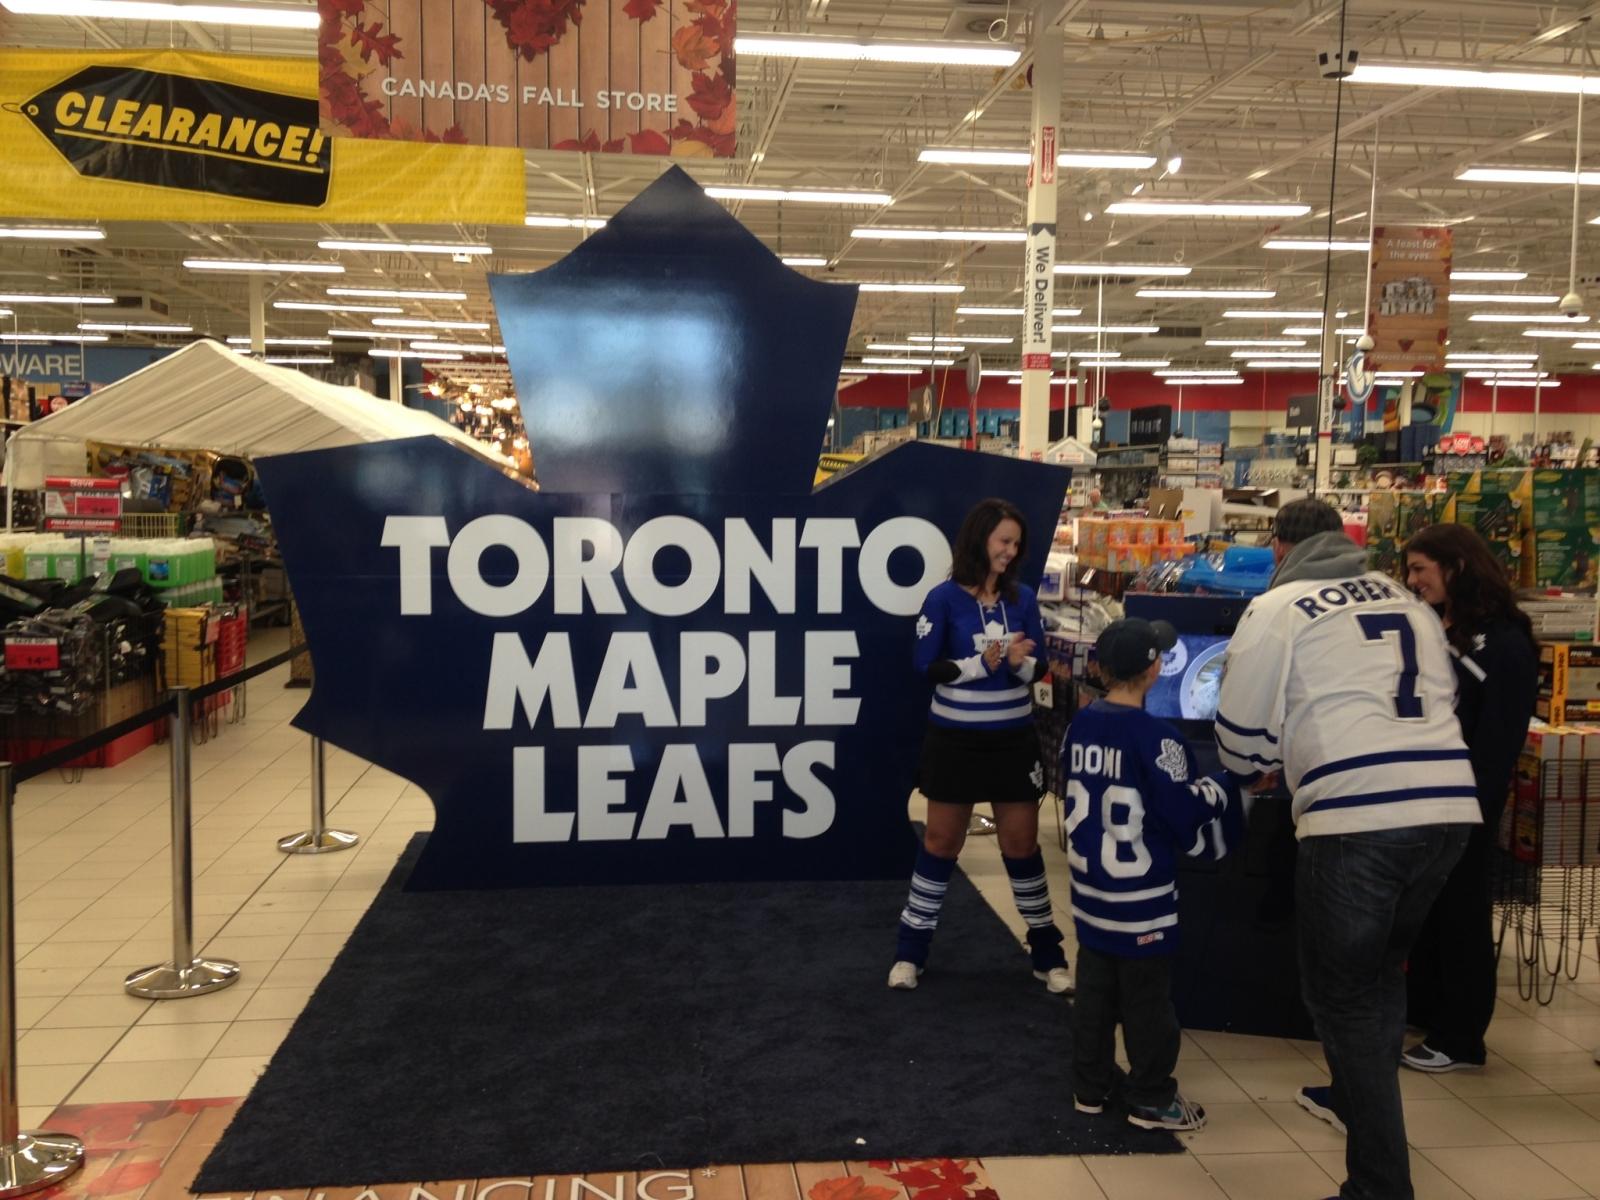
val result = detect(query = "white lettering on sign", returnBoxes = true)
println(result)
[0,350,85,379]
[391,514,936,847]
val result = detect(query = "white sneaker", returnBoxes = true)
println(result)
[887,961,922,990]
[1034,967,1075,995]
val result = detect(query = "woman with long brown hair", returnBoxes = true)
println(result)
[1401,523,1539,1072]
[887,497,1071,994]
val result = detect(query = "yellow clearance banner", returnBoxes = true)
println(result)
[0,49,525,224]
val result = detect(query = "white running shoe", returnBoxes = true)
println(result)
[887,961,923,990]
[1034,967,1075,996]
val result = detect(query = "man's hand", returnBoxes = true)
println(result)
[1007,637,1037,669]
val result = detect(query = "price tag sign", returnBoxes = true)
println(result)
[5,637,60,671]
[42,477,122,533]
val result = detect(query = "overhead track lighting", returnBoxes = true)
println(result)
[1163,378,1242,386]
[855,282,964,293]
[1471,313,1590,323]
[1457,166,1600,185]
[735,34,1019,67]
[917,148,1156,170]
[226,336,332,347]
[0,226,104,241]
[1105,200,1310,218]
[1224,309,1349,319]
[264,356,335,365]
[705,185,893,205]
[1205,338,1306,347]
[78,322,193,333]
[274,301,402,314]
[860,356,958,366]
[910,334,1013,344]
[1262,238,1369,252]
[781,256,828,267]
[1450,270,1529,281]
[958,305,1083,316]
[0,0,318,28]
[523,216,607,229]
[371,318,493,330]
[0,292,114,304]
[0,332,109,342]
[327,287,470,301]
[1053,324,1160,335]
[1450,293,1560,304]
[368,348,465,360]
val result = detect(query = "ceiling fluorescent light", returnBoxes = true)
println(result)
[1446,352,1537,360]
[275,301,402,314]
[1224,309,1348,319]
[78,322,193,333]
[1246,360,1319,369]
[917,148,1156,170]
[1263,238,1369,252]
[226,336,332,347]
[860,356,958,366]
[1005,377,1076,385]
[911,334,1013,344]
[1206,338,1305,347]
[0,0,319,28]
[781,256,828,267]
[1053,324,1160,335]
[1139,288,1275,299]
[1465,370,1548,378]
[1572,342,1600,349]
[1350,62,1600,96]
[1164,378,1242,386]
[1234,350,1323,359]
[0,226,104,241]
[0,292,115,304]
[1154,369,1240,377]
[851,227,1025,242]
[1056,263,1191,277]
[1070,351,1121,359]
[409,342,508,354]
[1371,371,1426,379]
[840,366,922,375]
[1471,313,1591,323]
[1282,326,1366,336]
[958,305,1083,316]
[1450,270,1528,281]
[316,240,493,255]
[1487,379,1561,387]
[867,342,966,352]
[0,332,109,342]
[264,356,335,365]
[1458,166,1600,186]
[327,328,414,338]
[371,318,493,330]
[326,287,469,301]
[1099,359,1171,368]
[705,185,893,205]
[1449,293,1559,304]
[1522,327,1596,337]
[856,283,964,293]
[185,258,343,273]
[1106,200,1310,218]
[734,34,1019,67]
[368,349,465,360]
[523,216,607,229]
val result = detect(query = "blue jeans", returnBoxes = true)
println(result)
[1297,823,1472,1200]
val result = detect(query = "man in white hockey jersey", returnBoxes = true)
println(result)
[1215,498,1478,1200]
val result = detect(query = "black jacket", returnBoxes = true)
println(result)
[1450,617,1538,824]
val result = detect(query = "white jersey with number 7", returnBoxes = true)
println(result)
[1215,569,1481,838]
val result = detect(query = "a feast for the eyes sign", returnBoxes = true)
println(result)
[258,169,1068,889]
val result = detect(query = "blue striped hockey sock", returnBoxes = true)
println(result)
[1004,848,1067,971]
[894,847,957,967]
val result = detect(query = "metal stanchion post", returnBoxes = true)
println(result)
[125,690,240,999]
[278,737,359,854]
[0,765,84,1194]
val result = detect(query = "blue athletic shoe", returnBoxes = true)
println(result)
[1127,1092,1206,1131]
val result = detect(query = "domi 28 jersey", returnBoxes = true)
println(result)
[1061,700,1243,958]
[1215,568,1480,838]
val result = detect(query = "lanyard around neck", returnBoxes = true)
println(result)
[976,595,1009,634]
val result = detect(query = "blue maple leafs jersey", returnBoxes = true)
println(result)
[912,580,1046,730]
[1061,700,1244,957]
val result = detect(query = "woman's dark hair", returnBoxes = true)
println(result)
[950,498,1029,601]
[1403,523,1533,651]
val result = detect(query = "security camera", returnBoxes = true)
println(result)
[1559,291,1585,318]
[1318,47,1359,79]
[1357,333,1375,352]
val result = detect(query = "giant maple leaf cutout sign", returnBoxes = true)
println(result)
[256,166,1069,889]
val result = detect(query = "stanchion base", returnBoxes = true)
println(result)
[277,829,360,855]
[124,957,241,1000]
[0,1132,85,1197]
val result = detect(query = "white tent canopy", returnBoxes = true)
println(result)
[3,339,510,495]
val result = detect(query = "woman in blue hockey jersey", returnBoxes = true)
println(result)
[887,497,1072,994]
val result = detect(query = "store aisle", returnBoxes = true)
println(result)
[8,667,1600,1200]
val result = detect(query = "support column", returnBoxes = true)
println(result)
[389,357,403,404]
[1017,0,1063,461]
[1315,309,1337,493]
[248,276,265,356]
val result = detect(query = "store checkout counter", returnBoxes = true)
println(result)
[1120,591,1314,1040]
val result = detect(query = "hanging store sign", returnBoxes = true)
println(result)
[318,0,735,157]
[258,168,1068,890]
[0,49,524,224]
[1367,224,1452,370]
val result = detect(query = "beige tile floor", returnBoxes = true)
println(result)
[10,632,1600,1200]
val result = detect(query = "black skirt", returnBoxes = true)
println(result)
[918,722,1045,806]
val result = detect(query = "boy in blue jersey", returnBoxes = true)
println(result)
[1064,617,1256,1131]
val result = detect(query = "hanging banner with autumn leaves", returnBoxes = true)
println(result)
[319,0,736,157]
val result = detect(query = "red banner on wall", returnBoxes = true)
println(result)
[1367,224,1452,370]
[318,0,735,157]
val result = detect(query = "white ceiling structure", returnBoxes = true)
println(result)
[2,0,1599,393]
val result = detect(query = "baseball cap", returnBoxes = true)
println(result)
[1095,617,1178,682]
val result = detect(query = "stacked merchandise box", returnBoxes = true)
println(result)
[161,607,216,692]
[1440,470,1532,585]
[1076,516,1191,572]
[1366,491,1442,580]
[1529,469,1600,591]
[1537,643,1600,725]
[1506,723,1600,866]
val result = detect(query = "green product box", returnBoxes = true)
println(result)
[1531,469,1600,532]
[1532,526,1599,590]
